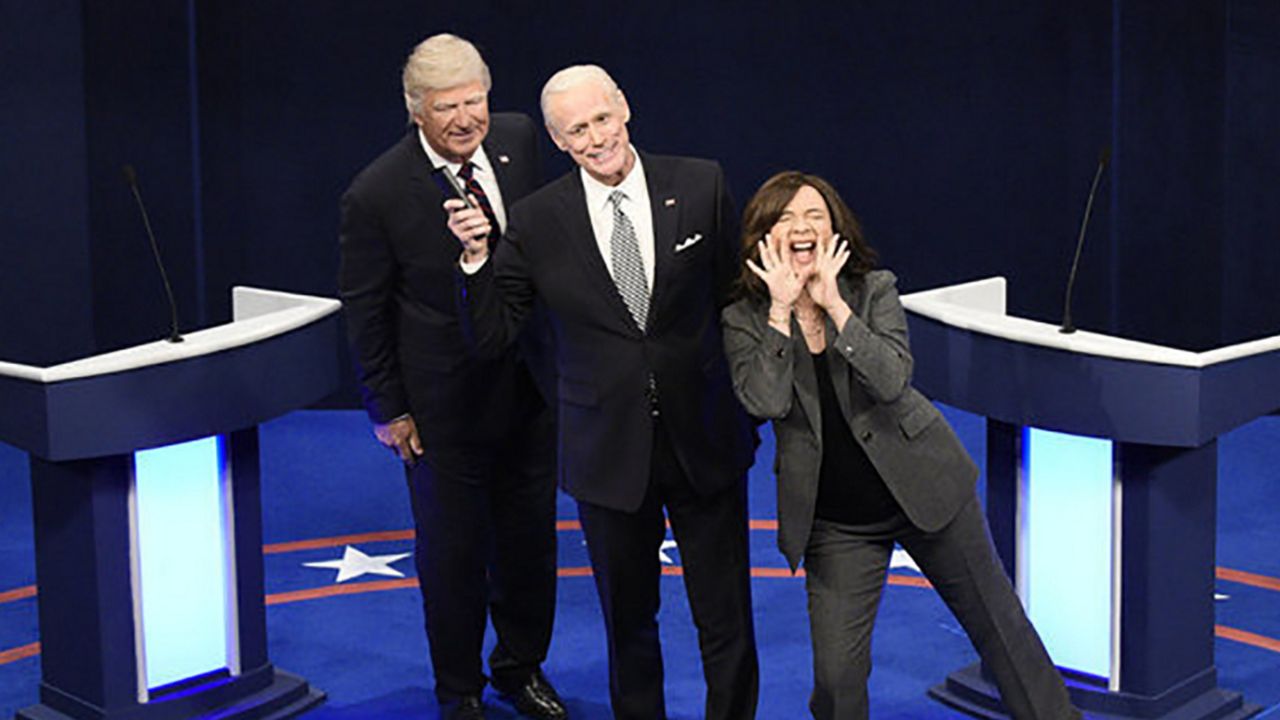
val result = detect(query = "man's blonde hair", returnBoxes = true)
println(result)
[402,34,492,119]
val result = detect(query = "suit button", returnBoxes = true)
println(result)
[775,347,786,358]
[861,431,873,442]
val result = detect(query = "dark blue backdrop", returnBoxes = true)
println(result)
[2,1,1277,405]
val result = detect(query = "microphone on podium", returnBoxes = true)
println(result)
[122,164,184,343]
[1059,147,1111,335]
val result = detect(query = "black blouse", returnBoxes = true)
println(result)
[811,350,902,525]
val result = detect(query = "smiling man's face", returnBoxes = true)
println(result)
[545,80,635,187]
[414,80,489,164]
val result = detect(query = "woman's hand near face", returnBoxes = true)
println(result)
[807,233,853,328]
[746,233,812,331]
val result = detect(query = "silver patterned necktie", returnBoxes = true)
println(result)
[607,190,649,331]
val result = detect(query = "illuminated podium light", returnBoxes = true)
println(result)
[132,436,237,696]
[1020,427,1115,685]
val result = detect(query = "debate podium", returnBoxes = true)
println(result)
[901,277,1278,720]
[0,287,341,720]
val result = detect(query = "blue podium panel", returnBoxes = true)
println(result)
[133,436,235,693]
[1021,428,1114,683]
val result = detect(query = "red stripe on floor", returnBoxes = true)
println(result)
[256,518,780,556]
[265,577,417,604]
[0,586,36,604]
[0,643,39,665]
[1216,625,1280,653]
[264,530,415,554]
[1217,567,1280,593]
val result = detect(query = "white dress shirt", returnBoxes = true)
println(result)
[419,129,508,232]
[580,149,655,291]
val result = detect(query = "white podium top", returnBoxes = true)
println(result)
[0,287,341,384]
[900,276,1280,368]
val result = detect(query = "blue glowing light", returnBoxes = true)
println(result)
[1021,427,1114,681]
[133,436,234,691]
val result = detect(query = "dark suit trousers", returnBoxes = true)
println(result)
[576,419,759,720]
[803,495,1079,720]
[404,409,557,702]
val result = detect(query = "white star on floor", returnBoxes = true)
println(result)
[303,545,412,583]
[659,539,679,565]
[889,548,920,573]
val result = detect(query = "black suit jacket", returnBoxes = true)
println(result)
[462,152,755,511]
[339,113,551,475]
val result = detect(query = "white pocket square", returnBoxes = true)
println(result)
[674,233,703,253]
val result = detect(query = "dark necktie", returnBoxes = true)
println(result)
[607,190,650,331]
[457,161,501,243]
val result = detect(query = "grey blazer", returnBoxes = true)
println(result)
[722,269,977,570]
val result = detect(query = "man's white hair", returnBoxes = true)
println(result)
[540,64,622,129]
[402,34,492,119]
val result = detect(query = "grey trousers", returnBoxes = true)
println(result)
[803,495,1079,720]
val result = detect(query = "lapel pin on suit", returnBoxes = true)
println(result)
[664,197,677,207]
[498,154,511,164]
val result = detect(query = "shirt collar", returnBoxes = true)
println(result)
[580,146,646,211]
[418,127,492,176]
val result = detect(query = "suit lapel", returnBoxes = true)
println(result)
[482,135,514,196]
[790,319,822,438]
[644,154,679,329]
[828,335,855,429]
[829,277,863,428]
[404,129,448,232]
[556,175,640,333]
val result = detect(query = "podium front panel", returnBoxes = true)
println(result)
[131,435,238,696]
[1019,427,1116,684]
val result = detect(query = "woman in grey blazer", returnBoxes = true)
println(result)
[722,171,1078,720]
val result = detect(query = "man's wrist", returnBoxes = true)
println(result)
[459,250,489,274]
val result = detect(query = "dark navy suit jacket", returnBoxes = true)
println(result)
[461,152,755,511]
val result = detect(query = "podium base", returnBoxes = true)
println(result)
[929,662,1261,720]
[16,669,325,720]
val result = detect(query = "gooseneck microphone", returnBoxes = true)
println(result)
[1059,147,1112,334]
[122,165,184,343]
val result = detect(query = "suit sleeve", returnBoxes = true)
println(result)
[456,209,537,359]
[338,188,409,423]
[721,300,795,419]
[831,271,913,405]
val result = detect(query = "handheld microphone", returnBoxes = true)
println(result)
[122,165,184,343]
[1059,147,1111,334]
[433,166,477,209]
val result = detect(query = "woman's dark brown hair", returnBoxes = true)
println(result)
[734,171,878,301]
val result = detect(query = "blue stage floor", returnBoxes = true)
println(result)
[1,407,1276,718]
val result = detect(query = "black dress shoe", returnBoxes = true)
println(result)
[442,695,486,720]
[492,670,568,720]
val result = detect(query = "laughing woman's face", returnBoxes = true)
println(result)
[770,185,833,275]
